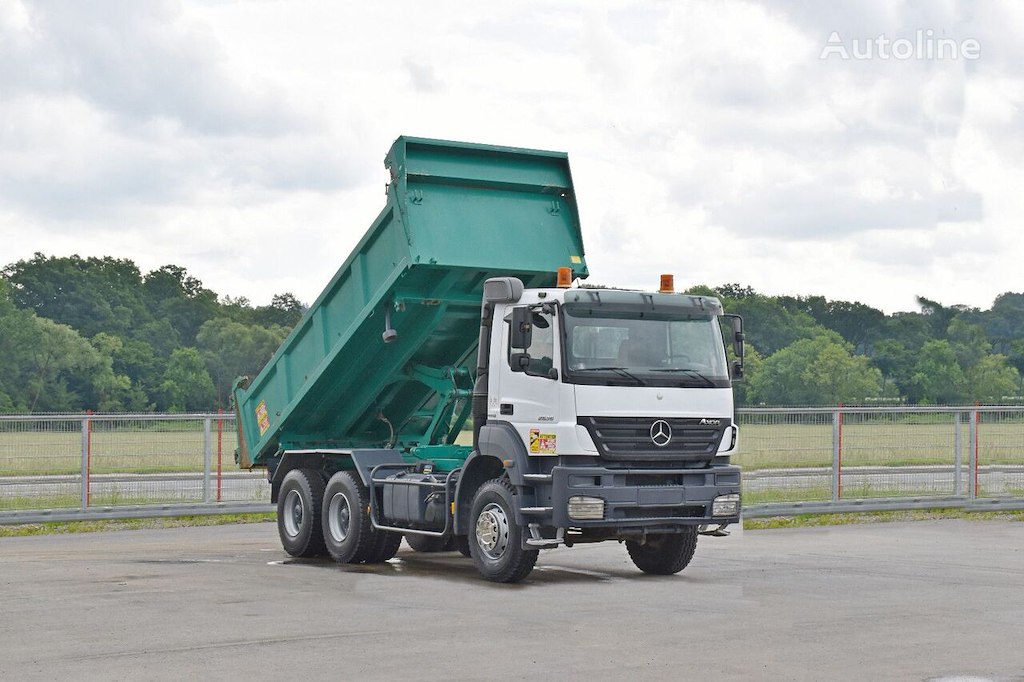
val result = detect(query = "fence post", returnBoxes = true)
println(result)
[80,416,89,510]
[217,409,223,503]
[968,407,978,499]
[203,417,212,504]
[953,411,962,497]
[832,407,841,501]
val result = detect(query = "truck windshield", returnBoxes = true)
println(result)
[562,305,730,388]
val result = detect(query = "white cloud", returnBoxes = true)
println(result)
[0,0,1021,313]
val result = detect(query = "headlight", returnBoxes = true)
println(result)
[567,496,605,520]
[712,493,740,517]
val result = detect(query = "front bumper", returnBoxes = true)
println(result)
[544,463,742,531]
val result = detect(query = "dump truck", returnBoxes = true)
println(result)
[233,136,744,583]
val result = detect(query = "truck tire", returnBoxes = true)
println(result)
[364,529,403,563]
[405,534,449,553]
[277,468,327,557]
[322,471,378,564]
[625,527,698,575]
[468,478,538,583]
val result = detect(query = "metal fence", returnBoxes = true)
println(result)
[1,407,1022,524]
[737,406,1024,517]
[0,413,270,523]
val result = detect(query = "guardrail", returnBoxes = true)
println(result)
[1,407,1022,524]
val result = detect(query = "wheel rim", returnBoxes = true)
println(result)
[475,502,509,561]
[327,492,351,543]
[283,489,304,538]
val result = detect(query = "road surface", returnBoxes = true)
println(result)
[1,520,1021,680]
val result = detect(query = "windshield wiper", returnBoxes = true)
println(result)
[648,368,717,386]
[574,366,645,386]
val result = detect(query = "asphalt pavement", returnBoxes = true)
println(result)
[1,520,1022,680]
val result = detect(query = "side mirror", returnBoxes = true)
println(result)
[510,352,530,373]
[722,314,745,378]
[729,316,745,359]
[510,307,533,349]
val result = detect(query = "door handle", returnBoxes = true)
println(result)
[500,403,514,415]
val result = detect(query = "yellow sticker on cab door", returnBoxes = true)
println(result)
[529,429,556,454]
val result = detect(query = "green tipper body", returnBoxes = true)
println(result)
[234,136,588,468]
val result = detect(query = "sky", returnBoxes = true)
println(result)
[1,0,1021,314]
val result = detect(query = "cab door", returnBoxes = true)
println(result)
[490,305,563,455]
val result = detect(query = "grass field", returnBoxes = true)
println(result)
[0,423,239,476]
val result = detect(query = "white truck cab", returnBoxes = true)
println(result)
[458,273,743,580]
[490,285,741,465]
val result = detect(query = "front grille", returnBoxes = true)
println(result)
[579,416,729,462]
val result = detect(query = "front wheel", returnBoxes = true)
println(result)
[468,478,538,583]
[625,527,698,575]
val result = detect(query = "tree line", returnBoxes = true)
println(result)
[0,254,303,412]
[1,254,1022,412]
[688,284,1024,406]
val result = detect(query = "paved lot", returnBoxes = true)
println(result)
[1,520,1022,681]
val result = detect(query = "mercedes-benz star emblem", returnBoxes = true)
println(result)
[650,419,672,447]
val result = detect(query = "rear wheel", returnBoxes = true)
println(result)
[468,478,538,583]
[277,468,326,557]
[364,528,403,563]
[322,471,378,564]
[625,527,698,575]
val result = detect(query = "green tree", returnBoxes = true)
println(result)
[217,294,255,326]
[908,340,966,404]
[1009,339,1024,395]
[684,284,718,298]
[916,296,958,337]
[159,348,216,412]
[964,355,1020,403]
[715,288,823,356]
[106,336,160,409]
[23,318,110,412]
[983,292,1024,355]
[196,318,288,406]
[252,293,306,329]
[136,317,183,357]
[86,329,136,409]
[748,333,882,405]
[0,280,39,411]
[871,339,915,399]
[883,312,934,352]
[142,265,219,345]
[947,318,991,370]
[3,253,151,339]
[778,296,886,353]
